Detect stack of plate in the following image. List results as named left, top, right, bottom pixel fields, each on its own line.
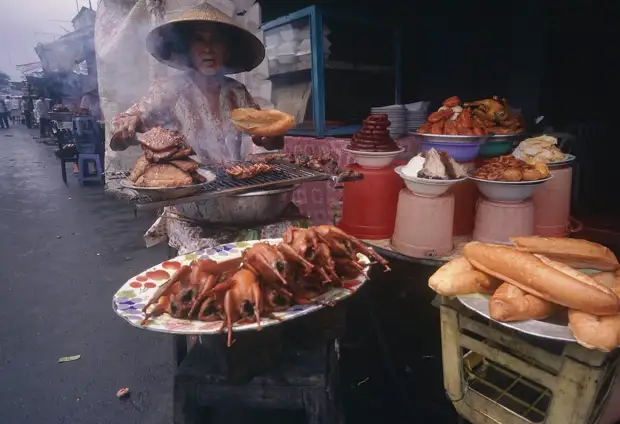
left=406, top=110, right=428, bottom=132
left=370, top=105, right=406, bottom=138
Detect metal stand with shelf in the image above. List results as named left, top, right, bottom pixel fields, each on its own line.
left=262, top=5, right=401, bottom=138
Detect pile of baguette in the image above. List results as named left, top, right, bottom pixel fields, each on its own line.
left=429, top=237, right=620, bottom=352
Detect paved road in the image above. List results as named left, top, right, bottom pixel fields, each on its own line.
left=0, top=126, right=173, bottom=424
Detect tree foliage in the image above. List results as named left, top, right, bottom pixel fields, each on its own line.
left=0, top=71, right=10, bottom=87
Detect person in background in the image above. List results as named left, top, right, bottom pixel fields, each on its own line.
left=10, top=96, right=20, bottom=123
left=20, top=97, right=27, bottom=125
left=26, top=96, right=34, bottom=128
left=0, top=98, right=9, bottom=129
left=35, top=95, right=50, bottom=138
left=80, top=90, right=102, bottom=121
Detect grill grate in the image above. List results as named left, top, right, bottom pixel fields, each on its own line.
left=132, top=161, right=331, bottom=210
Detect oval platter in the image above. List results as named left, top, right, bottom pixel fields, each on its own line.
left=456, top=293, right=576, bottom=342
left=112, top=238, right=369, bottom=335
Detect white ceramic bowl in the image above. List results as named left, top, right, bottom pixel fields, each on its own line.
left=343, top=147, right=404, bottom=169
left=394, top=166, right=465, bottom=197
left=468, top=174, right=553, bottom=203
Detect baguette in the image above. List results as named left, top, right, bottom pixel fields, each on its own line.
left=592, top=272, right=619, bottom=289
left=489, top=283, right=553, bottom=322
left=230, top=108, right=295, bottom=137
left=510, top=236, right=619, bottom=271
left=568, top=275, right=620, bottom=351
left=568, top=310, right=620, bottom=352
left=463, top=242, right=620, bottom=315
left=531, top=257, right=620, bottom=351
left=428, top=257, right=500, bottom=296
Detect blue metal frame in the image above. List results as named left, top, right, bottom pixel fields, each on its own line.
left=261, top=5, right=401, bottom=139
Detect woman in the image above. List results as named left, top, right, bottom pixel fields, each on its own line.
left=110, top=2, right=282, bottom=161
left=111, top=3, right=288, bottom=250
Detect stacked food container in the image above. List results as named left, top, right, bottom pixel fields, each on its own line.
left=339, top=114, right=405, bottom=239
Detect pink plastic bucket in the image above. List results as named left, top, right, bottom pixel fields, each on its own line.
left=391, top=189, right=454, bottom=257
left=473, top=198, right=534, bottom=244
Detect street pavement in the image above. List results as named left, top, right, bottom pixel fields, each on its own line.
left=0, top=125, right=173, bottom=424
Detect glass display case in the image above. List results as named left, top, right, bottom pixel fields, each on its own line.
left=261, top=6, right=401, bottom=138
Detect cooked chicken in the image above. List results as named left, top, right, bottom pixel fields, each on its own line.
left=417, top=148, right=466, bottom=180
left=143, top=145, right=180, bottom=162
left=418, top=149, right=445, bottom=179
left=171, top=159, right=200, bottom=173
left=439, top=151, right=467, bottom=179
left=136, top=164, right=193, bottom=187
left=139, top=127, right=185, bottom=152
left=129, top=155, right=150, bottom=182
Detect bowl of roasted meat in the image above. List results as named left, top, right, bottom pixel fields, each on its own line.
left=415, top=96, right=526, bottom=147
left=121, top=127, right=215, bottom=200
left=469, top=155, right=552, bottom=202
left=344, top=114, right=404, bottom=169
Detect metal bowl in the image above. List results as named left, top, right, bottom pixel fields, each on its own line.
left=174, top=186, right=298, bottom=224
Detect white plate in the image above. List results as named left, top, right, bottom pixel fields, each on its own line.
left=113, top=238, right=370, bottom=335
left=546, top=154, right=576, bottom=168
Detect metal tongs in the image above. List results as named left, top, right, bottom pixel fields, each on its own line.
left=331, top=170, right=364, bottom=188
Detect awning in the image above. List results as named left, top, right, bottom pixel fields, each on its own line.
left=35, top=26, right=95, bottom=73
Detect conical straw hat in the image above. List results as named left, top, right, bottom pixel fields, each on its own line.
left=146, top=2, right=265, bottom=74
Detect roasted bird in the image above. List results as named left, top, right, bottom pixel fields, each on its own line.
left=225, top=163, right=274, bottom=180
left=140, top=225, right=390, bottom=346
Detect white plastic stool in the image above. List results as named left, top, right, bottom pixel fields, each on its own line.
left=439, top=297, right=620, bottom=424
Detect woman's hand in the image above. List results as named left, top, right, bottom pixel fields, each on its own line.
left=110, top=115, right=142, bottom=151
left=252, top=135, right=284, bottom=151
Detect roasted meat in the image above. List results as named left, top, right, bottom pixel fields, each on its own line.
left=417, top=148, right=467, bottom=180
left=129, top=155, right=150, bottom=182
left=135, top=164, right=193, bottom=187
left=225, top=163, right=274, bottom=180
left=171, top=159, right=200, bottom=173
left=139, top=127, right=185, bottom=152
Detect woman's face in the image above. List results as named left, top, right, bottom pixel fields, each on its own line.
left=188, top=29, right=228, bottom=76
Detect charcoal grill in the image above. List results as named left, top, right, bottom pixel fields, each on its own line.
left=131, top=161, right=362, bottom=210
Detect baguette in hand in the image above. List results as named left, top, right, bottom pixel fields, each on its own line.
left=230, top=108, right=295, bottom=137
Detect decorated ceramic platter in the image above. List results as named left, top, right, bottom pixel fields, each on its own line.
left=113, top=239, right=369, bottom=335
left=456, top=293, right=576, bottom=342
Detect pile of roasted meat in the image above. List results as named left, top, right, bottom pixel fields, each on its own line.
left=347, top=114, right=400, bottom=152
left=141, top=225, right=390, bottom=346
left=128, top=127, right=206, bottom=187
left=474, top=155, right=550, bottom=182
left=417, top=96, right=525, bottom=136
